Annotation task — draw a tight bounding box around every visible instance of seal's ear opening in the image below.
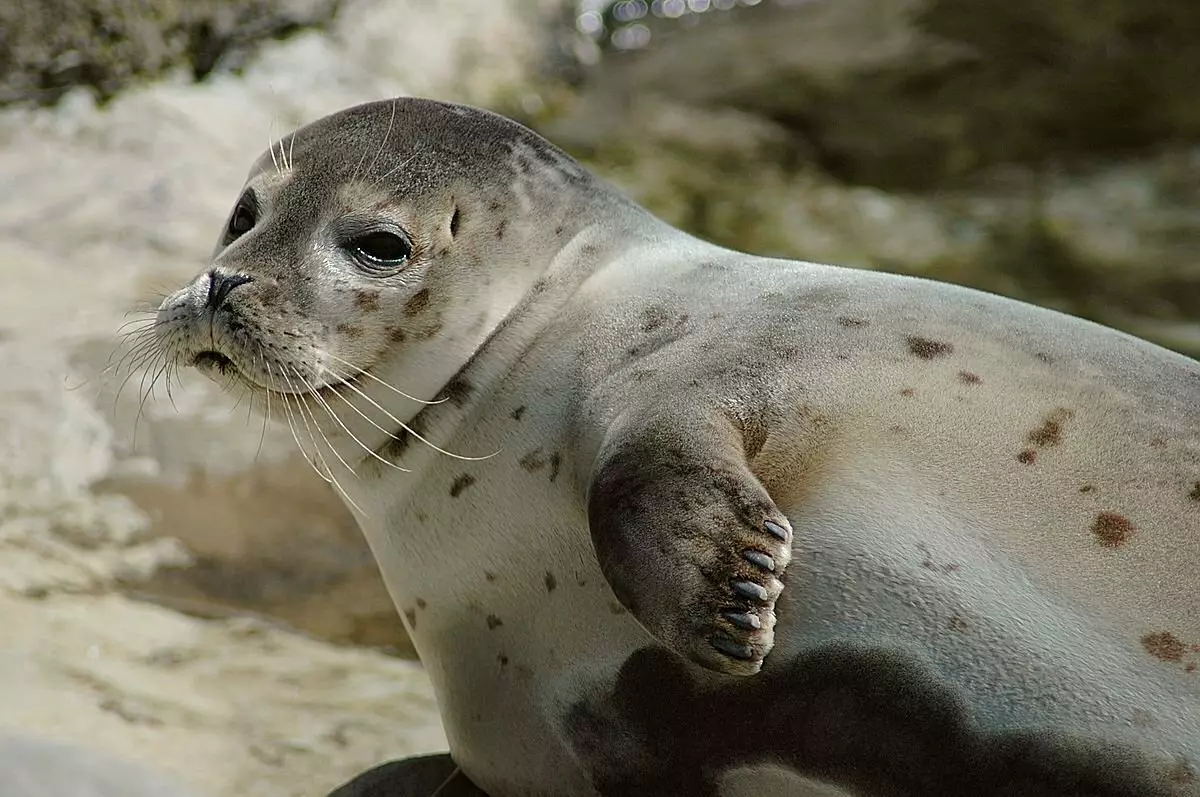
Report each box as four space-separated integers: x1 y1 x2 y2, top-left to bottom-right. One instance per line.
450 206 462 238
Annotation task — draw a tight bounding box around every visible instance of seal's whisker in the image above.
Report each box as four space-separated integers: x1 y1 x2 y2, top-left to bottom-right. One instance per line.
429 766 463 797
255 350 271 461
286 365 367 515
268 361 333 485
132 356 169 449
268 123 281 174
115 316 159 333
337 376 500 462
363 99 397 182
321 351 449 405
371 151 418 187
290 366 358 478
298 369 412 473
286 130 297 173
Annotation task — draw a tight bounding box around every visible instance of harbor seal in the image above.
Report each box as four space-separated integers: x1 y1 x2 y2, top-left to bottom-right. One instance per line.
152 97 1200 796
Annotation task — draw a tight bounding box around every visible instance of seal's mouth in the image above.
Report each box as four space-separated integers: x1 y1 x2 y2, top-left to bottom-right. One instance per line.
193 350 237 376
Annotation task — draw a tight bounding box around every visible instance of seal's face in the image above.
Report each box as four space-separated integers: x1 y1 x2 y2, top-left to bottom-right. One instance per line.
155 151 458 399
154 98 584 464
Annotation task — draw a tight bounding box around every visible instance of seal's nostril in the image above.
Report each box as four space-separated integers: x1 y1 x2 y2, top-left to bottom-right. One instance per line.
206 270 253 312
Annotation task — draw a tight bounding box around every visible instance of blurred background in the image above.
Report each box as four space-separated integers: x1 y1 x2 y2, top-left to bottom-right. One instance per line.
0 0 1197 794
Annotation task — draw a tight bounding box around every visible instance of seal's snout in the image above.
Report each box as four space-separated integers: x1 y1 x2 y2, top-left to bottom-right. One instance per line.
206 269 253 312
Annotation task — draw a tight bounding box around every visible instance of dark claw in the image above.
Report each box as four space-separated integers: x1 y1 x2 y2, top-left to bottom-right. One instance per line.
732 580 769 602
764 519 790 541
722 610 761 630
712 636 755 661
742 549 775 571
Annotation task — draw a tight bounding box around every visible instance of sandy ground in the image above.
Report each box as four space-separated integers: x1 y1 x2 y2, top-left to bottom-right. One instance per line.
0 1 556 793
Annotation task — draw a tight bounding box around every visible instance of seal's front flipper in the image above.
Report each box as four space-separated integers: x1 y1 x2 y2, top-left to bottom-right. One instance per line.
586 413 794 676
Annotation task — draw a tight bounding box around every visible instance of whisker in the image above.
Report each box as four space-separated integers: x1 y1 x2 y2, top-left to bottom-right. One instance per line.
305 373 413 473
321 351 449 405
255 350 271 461
268 121 281 174
132 356 169 449
286 365 366 515
429 767 464 797
364 99 398 185
336 377 499 462
267 360 332 485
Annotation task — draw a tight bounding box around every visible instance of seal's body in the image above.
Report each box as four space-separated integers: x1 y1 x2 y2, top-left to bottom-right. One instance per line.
154 99 1200 796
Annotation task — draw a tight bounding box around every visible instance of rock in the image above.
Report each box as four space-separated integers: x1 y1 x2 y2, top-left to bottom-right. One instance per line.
0 1 559 791
543 0 1200 358
0 0 342 107
3 731 206 797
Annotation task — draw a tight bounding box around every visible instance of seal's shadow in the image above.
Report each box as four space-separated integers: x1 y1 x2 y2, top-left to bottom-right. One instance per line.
564 644 1178 797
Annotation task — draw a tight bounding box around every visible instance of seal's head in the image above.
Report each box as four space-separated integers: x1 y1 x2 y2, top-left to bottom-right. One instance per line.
154 97 622 466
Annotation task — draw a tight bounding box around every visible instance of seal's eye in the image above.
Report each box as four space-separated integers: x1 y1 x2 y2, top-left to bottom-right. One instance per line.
349 231 412 271
226 200 256 241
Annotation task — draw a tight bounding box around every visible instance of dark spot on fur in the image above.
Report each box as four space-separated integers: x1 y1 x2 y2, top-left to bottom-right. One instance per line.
450 473 476 497
1150 437 1167 449
484 571 497 583
405 288 431 317
415 598 427 610
1080 484 1095 493
555 225 564 235
548 453 561 483
1169 758 1196 784
486 614 503 630
1190 482 1200 502
495 218 507 239
1017 449 1037 465
545 572 557 593
631 368 655 382
948 615 970 632
336 323 363 338
1027 408 1074 448
488 200 502 212
511 405 527 421
355 290 380 311
1035 352 1054 364
386 326 407 342
899 388 915 397
889 424 908 435
641 305 669 333
404 608 417 629
907 336 953 359
497 653 509 667
1142 631 1186 662
520 449 547 472
836 316 868 328
442 376 473 408
1093 511 1134 548
957 371 982 385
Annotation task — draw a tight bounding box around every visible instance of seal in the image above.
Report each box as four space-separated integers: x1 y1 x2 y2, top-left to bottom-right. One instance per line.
151 97 1200 796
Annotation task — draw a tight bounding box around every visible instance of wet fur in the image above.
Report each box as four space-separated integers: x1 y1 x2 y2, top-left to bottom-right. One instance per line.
157 99 1200 796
